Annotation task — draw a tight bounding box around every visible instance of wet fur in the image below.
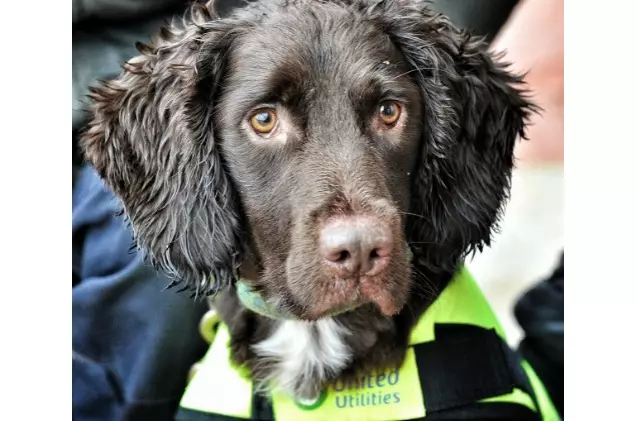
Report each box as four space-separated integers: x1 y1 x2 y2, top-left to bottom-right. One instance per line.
81 0 535 400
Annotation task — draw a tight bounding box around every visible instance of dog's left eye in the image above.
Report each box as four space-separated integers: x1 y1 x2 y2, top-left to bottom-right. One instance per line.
249 108 278 134
378 101 402 126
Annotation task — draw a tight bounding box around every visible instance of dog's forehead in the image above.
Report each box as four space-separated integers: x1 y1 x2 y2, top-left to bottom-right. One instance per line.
226 6 404 87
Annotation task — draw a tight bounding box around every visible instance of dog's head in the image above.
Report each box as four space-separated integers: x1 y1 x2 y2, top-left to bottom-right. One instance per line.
81 0 534 320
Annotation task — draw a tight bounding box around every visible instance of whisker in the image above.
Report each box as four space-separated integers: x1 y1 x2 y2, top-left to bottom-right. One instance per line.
411 266 440 298
397 210 429 220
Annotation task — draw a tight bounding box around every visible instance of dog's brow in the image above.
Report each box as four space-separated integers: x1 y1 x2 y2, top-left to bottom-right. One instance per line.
235 57 310 105
352 75 413 105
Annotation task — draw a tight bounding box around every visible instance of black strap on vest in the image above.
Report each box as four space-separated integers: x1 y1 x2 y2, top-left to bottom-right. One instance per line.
251 393 274 421
413 323 539 415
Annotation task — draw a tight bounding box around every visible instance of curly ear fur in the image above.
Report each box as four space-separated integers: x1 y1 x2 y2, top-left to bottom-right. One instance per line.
361 0 537 273
80 4 249 295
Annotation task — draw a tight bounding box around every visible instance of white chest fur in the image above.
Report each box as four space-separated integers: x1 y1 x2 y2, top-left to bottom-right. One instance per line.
252 318 351 399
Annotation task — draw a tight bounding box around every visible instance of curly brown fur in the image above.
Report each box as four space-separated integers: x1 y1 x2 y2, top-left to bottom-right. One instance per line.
81 0 535 401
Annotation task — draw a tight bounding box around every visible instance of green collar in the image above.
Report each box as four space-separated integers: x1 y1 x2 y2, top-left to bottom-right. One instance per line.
236 280 299 320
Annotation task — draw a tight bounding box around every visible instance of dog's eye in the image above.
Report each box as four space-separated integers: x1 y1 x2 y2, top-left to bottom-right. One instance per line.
249 109 278 134
378 101 401 126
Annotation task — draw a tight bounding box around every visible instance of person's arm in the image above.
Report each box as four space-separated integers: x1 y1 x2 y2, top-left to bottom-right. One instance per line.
491 0 564 166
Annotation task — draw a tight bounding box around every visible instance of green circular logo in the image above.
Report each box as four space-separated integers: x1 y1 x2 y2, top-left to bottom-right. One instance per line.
294 389 328 411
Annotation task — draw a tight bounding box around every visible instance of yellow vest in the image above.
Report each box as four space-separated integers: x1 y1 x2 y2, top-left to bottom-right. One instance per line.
177 267 560 420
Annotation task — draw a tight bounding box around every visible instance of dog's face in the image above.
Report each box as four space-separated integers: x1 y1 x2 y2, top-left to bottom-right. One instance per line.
81 0 533 320
218 9 422 319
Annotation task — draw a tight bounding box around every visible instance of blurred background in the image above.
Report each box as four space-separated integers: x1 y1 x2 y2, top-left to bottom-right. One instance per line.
469 167 563 346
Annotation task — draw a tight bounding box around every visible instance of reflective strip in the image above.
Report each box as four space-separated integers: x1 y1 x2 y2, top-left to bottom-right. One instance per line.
180 324 253 419
522 361 561 420
481 388 536 411
479 361 561 420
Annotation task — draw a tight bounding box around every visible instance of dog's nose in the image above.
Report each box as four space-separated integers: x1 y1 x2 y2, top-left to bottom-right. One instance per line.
319 218 393 278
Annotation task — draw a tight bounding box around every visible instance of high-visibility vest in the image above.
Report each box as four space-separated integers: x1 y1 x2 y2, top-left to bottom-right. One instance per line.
177 267 561 420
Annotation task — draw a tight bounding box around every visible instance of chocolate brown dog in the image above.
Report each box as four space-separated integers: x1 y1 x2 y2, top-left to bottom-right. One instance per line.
81 0 533 406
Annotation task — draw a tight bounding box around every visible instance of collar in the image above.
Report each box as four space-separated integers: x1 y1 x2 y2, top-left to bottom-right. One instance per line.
236 280 299 320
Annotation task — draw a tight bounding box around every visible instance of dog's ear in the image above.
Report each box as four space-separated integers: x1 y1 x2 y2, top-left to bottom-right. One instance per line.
80 4 249 295
371 0 537 272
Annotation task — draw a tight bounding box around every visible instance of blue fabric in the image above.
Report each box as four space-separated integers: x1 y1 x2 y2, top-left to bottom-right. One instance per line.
72 166 209 421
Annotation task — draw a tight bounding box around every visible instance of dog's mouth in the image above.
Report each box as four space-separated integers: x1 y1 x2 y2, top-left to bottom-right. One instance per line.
306 298 365 320
237 213 413 321
310 245 414 320
304 273 408 320
244 245 413 322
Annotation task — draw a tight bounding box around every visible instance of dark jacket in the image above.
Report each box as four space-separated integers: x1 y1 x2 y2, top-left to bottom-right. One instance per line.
73 3 209 421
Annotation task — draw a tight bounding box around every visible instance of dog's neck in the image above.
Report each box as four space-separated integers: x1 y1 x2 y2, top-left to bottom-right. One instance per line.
218 260 447 402
252 316 352 400
232 277 362 400
229 267 358 399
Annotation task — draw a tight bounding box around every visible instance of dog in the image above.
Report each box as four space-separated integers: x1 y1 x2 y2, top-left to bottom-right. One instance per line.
81 0 535 409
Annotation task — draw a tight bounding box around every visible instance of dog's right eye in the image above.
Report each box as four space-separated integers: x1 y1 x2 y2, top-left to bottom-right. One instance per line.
378 101 402 126
249 109 278 135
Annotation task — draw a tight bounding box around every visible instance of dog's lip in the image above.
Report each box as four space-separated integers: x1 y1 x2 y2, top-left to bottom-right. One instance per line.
303 274 402 319
359 279 402 316
305 299 365 320
283 246 412 320
305 293 401 320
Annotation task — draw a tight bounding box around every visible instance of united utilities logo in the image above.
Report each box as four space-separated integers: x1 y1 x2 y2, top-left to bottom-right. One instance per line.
290 351 422 418
331 369 401 409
